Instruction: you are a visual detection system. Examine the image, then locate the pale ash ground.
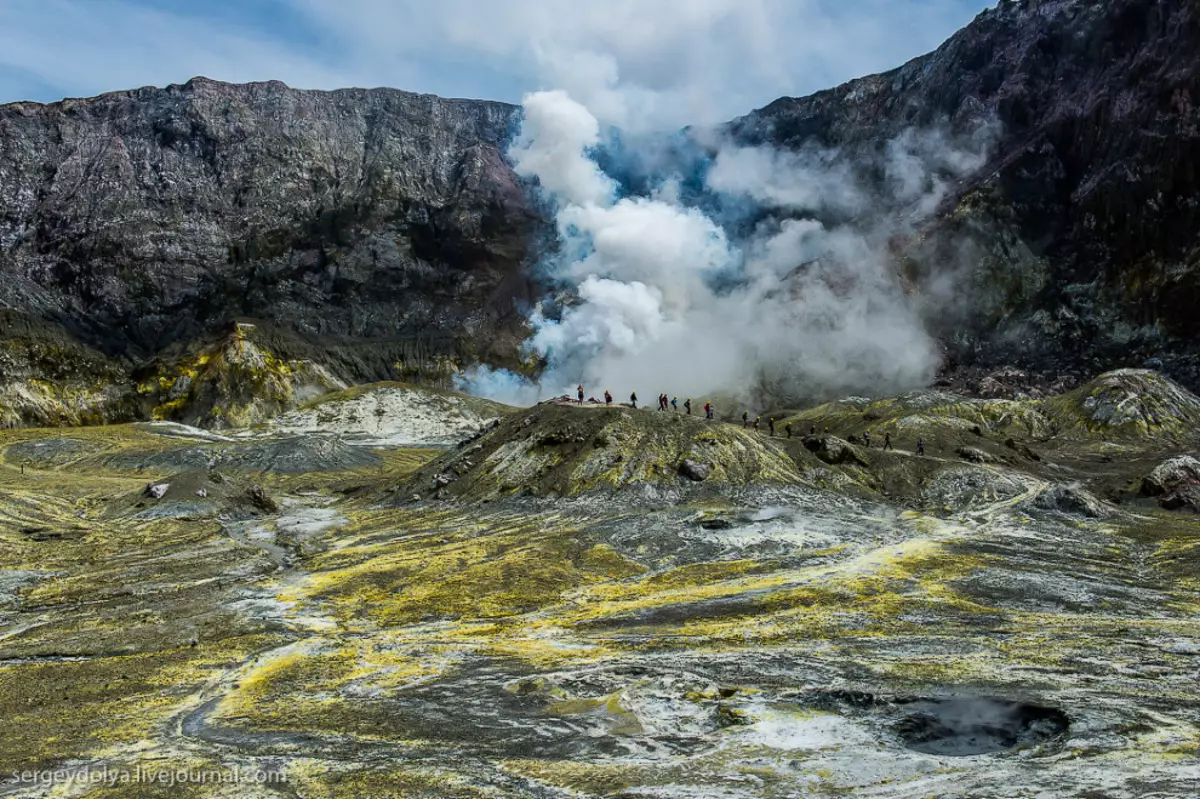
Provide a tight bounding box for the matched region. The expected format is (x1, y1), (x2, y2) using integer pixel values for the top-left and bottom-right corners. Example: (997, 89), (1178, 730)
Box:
(0, 376), (1197, 798)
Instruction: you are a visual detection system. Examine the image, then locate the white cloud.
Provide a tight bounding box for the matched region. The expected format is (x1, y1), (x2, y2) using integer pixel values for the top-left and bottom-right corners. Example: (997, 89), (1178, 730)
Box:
(509, 90), (615, 206)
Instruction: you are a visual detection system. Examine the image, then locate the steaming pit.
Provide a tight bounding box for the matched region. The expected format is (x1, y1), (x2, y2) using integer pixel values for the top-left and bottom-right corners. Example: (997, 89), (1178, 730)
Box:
(891, 697), (1070, 756)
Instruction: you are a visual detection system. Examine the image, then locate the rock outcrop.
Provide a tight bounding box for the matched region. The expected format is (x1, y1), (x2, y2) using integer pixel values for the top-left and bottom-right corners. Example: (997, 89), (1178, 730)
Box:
(729, 0), (1200, 387)
(0, 78), (539, 387)
(1139, 455), (1200, 511)
(400, 403), (803, 501)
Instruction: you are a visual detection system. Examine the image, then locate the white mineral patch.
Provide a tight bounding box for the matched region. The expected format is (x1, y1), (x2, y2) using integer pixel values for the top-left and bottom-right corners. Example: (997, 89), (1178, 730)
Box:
(686, 510), (844, 549)
(736, 706), (877, 750)
(268, 385), (507, 447)
(276, 507), (347, 538)
(139, 421), (236, 442)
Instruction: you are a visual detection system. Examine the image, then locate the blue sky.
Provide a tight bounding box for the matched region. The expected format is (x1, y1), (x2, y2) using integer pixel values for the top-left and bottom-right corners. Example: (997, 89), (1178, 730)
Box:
(0, 0), (994, 127)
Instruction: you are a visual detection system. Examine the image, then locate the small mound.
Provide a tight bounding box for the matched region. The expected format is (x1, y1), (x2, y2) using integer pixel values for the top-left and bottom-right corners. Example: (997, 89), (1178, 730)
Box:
(272, 382), (514, 446)
(918, 466), (1027, 513)
(400, 403), (802, 501)
(787, 391), (1052, 451)
(219, 434), (382, 473)
(113, 470), (277, 520)
(1039, 369), (1200, 440)
(94, 434), (381, 474)
(4, 438), (87, 467)
(1029, 484), (1112, 519)
(139, 322), (346, 429)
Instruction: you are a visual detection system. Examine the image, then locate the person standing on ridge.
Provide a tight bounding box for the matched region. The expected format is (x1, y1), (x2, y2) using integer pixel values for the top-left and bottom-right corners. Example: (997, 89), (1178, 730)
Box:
(631, 391), (638, 409)
(742, 411), (750, 427)
(768, 418), (776, 436)
(577, 385), (585, 404)
(917, 438), (925, 456)
(659, 393), (667, 411)
(884, 432), (892, 450)
(786, 422), (793, 438)
(753, 416), (761, 431)
(604, 390), (612, 406)
(705, 402), (713, 420)
(671, 396), (679, 412)
(685, 398), (692, 415)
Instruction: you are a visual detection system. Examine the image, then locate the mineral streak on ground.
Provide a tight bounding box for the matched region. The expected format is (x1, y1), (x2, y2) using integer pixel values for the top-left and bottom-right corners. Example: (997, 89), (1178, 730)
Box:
(0, 370), (1197, 798)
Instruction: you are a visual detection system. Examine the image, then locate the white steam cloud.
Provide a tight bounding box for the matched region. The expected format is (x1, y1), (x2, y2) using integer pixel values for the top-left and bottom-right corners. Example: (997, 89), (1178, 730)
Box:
(509, 90), (615, 206)
(458, 89), (991, 408)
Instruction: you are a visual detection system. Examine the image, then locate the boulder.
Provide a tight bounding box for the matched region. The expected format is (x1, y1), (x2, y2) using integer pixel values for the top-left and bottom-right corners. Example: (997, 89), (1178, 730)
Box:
(1140, 455), (1200, 512)
(1004, 438), (1042, 461)
(803, 435), (867, 467)
(1032, 484), (1111, 519)
(955, 446), (989, 464)
(679, 460), (712, 482)
(244, 484), (279, 514)
(1140, 456), (1200, 496)
(144, 483), (170, 500)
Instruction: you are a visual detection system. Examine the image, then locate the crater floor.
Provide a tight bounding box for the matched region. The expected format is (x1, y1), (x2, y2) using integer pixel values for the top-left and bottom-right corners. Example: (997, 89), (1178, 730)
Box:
(0, 381), (1197, 798)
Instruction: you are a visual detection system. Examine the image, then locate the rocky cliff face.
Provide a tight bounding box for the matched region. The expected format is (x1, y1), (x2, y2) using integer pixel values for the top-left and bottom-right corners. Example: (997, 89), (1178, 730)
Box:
(0, 78), (540, 389)
(730, 0), (1200, 387)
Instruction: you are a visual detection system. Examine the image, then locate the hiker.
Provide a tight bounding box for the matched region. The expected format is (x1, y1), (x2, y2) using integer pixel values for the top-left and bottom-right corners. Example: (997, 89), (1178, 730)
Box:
(660, 393), (668, 411)
(604, 390), (613, 406)
(768, 418), (776, 436)
(753, 416), (761, 430)
(630, 391), (638, 409)
(685, 398), (692, 415)
(704, 402), (713, 420)
(742, 411), (750, 427)
(786, 422), (793, 438)
(917, 438), (925, 456)
(671, 396), (679, 412)
(884, 432), (892, 450)
(577, 385), (585, 404)
(862, 430), (870, 448)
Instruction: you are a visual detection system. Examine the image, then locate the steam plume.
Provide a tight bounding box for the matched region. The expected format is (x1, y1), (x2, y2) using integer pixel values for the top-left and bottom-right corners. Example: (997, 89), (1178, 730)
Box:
(458, 90), (992, 408)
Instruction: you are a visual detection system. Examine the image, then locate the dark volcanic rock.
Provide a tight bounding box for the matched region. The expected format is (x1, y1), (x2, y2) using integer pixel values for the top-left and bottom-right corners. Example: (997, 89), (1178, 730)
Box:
(0, 78), (540, 380)
(729, 0), (1200, 388)
(1140, 455), (1200, 511)
(1032, 483), (1111, 519)
(802, 435), (867, 467)
(678, 459), (712, 482)
(955, 446), (990, 464)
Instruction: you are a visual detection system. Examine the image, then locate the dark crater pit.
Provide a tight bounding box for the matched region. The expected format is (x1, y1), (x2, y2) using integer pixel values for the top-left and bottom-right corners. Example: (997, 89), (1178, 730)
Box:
(891, 697), (1069, 756)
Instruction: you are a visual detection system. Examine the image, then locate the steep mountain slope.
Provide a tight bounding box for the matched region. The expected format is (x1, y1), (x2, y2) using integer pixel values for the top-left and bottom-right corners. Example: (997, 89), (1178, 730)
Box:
(731, 0), (1200, 385)
(0, 78), (540, 383)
